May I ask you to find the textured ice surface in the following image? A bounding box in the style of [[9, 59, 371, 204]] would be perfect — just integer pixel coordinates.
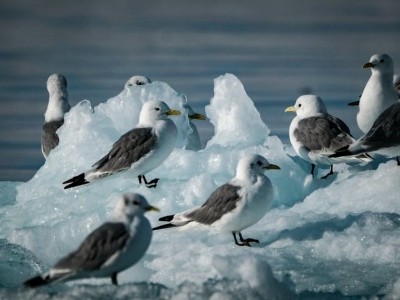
[[1, 74, 400, 299]]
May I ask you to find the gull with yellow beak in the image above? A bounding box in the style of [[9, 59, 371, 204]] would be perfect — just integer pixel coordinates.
[[285, 95, 371, 179], [25, 193, 159, 287], [357, 53, 399, 133], [153, 154, 280, 247], [63, 100, 181, 189], [184, 104, 206, 151]]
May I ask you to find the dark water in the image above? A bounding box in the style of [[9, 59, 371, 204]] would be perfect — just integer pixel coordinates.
[[0, 0, 399, 181]]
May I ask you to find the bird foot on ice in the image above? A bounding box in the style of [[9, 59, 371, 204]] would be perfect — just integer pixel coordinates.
[[237, 238, 260, 247], [320, 172, 334, 179], [146, 178, 159, 188], [233, 232, 260, 247], [138, 175, 159, 188], [320, 166, 334, 179]]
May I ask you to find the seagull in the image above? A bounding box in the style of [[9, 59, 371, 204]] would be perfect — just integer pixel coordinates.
[[41, 74, 71, 158], [124, 75, 151, 88], [153, 154, 280, 247], [63, 100, 181, 189], [357, 54, 399, 133], [331, 100, 400, 165], [285, 95, 371, 179], [24, 193, 159, 287], [184, 104, 206, 151]]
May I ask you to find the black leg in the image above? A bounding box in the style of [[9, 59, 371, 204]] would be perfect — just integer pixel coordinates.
[[233, 232, 241, 245], [232, 232, 259, 247], [137, 175, 159, 188], [239, 232, 259, 245], [111, 272, 118, 285], [311, 164, 315, 177], [397, 157, 400, 166], [321, 165, 334, 179]]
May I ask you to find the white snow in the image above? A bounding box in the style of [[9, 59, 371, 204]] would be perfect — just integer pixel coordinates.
[[0, 74, 399, 299]]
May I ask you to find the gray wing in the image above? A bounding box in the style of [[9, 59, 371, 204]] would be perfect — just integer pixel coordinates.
[[41, 120, 64, 157], [92, 127, 157, 172], [54, 222, 129, 271], [187, 184, 241, 225], [361, 101, 400, 148], [294, 115, 353, 151]]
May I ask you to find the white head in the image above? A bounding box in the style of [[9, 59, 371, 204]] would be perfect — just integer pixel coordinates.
[[285, 95, 328, 119], [139, 100, 181, 124], [47, 73, 67, 95], [125, 75, 151, 88], [363, 53, 394, 75], [45, 73, 70, 122], [236, 154, 280, 182], [114, 193, 159, 222]]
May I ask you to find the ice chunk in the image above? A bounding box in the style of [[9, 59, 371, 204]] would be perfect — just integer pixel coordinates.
[[0, 181, 20, 207], [206, 73, 270, 147], [213, 254, 295, 299], [0, 75, 399, 298]]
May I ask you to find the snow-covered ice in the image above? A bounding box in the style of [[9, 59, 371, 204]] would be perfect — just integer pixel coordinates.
[[1, 74, 400, 299]]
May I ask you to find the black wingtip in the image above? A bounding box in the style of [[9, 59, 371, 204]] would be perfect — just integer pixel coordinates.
[[63, 173, 89, 189], [348, 101, 360, 106], [152, 223, 176, 231], [356, 152, 373, 161], [159, 214, 174, 222], [24, 275, 49, 288], [329, 145, 352, 158]]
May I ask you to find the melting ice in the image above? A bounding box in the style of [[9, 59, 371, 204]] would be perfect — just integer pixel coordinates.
[[1, 74, 400, 299]]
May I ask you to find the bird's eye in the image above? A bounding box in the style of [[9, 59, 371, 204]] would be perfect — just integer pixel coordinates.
[[257, 161, 263, 166], [155, 107, 160, 111], [133, 200, 140, 205], [380, 59, 385, 63], [136, 81, 144, 85], [298, 104, 302, 108]]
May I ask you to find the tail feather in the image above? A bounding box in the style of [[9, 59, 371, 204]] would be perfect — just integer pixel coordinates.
[[24, 275, 52, 288], [159, 214, 175, 222], [152, 223, 176, 231], [329, 142, 376, 162], [63, 173, 89, 189]]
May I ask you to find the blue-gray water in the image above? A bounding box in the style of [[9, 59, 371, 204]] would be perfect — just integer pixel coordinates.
[[0, 0, 399, 181]]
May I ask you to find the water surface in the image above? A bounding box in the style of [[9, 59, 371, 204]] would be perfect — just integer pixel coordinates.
[[0, 0, 399, 181]]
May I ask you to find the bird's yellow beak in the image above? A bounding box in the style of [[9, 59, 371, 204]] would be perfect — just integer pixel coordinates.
[[189, 113, 206, 120], [265, 164, 280, 170], [146, 205, 160, 212], [285, 106, 297, 113], [363, 62, 375, 69], [166, 109, 181, 116]]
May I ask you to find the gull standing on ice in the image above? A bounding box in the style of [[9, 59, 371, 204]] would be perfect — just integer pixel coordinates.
[[285, 95, 371, 179], [184, 104, 206, 151], [24, 193, 159, 287], [331, 100, 400, 165], [124, 75, 152, 88], [356, 53, 399, 133], [63, 100, 181, 189], [153, 154, 280, 247], [41, 74, 71, 158]]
